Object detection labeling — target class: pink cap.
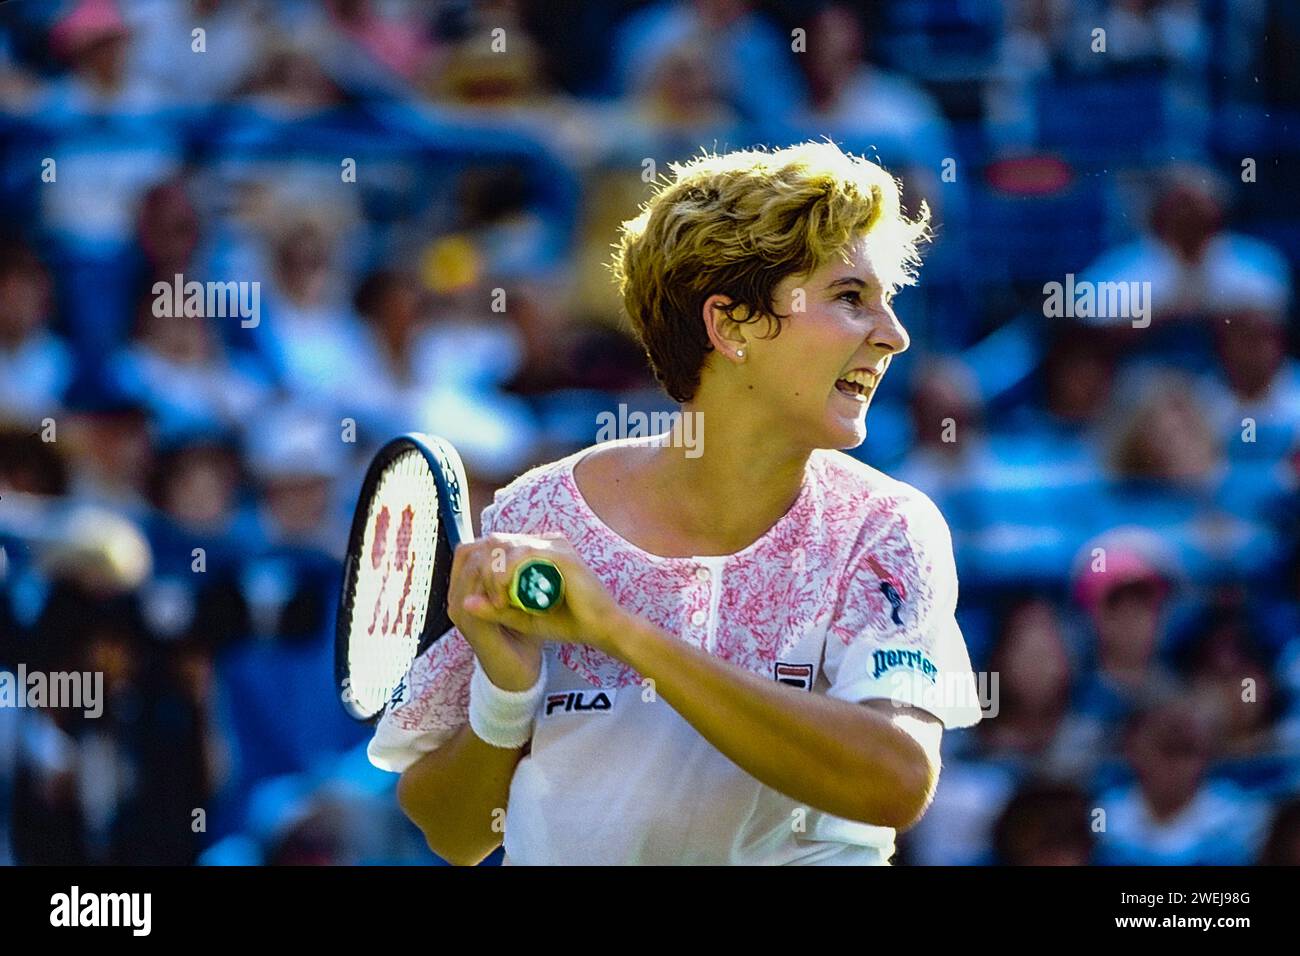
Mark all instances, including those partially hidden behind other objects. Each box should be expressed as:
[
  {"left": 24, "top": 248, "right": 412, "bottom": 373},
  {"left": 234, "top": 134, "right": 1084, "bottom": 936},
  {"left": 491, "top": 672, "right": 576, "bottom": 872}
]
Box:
[
  {"left": 1072, "top": 528, "right": 1176, "bottom": 612},
  {"left": 50, "top": 0, "right": 128, "bottom": 61}
]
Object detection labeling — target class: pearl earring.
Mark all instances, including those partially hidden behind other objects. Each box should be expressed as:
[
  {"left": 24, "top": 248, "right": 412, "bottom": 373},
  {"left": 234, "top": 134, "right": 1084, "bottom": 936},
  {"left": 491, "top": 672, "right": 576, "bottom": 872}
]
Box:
[{"left": 736, "top": 348, "right": 745, "bottom": 359}]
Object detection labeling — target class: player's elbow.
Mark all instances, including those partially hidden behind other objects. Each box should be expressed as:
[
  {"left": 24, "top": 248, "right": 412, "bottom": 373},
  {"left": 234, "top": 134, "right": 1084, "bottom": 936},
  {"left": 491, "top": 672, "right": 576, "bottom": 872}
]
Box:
[
  {"left": 884, "top": 746, "right": 940, "bottom": 832},
  {"left": 396, "top": 768, "right": 498, "bottom": 866},
  {"left": 416, "top": 830, "right": 488, "bottom": 867},
  {"left": 395, "top": 764, "right": 426, "bottom": 822},
  {"left": 396, "top": 769, "right": 454, "bottom": 857},
  {"left": 851, "top": 743, "right": 939, "bottom": 831},
  {"left": 429, "top": 842, "right": 490, "bottom": 867}
]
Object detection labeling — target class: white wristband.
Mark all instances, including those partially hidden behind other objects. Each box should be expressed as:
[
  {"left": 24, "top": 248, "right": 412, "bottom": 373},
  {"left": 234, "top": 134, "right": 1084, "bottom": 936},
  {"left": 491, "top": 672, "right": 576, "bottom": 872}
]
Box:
[{"left": 468, "top": 656, "right": 547, "bottom": 749}]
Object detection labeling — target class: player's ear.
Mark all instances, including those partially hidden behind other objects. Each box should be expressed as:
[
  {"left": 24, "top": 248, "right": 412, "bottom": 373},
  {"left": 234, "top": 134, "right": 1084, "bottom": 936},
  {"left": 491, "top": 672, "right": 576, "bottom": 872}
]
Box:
[{"left": 702, "top": 294, "right": 749, "bottom": 363}]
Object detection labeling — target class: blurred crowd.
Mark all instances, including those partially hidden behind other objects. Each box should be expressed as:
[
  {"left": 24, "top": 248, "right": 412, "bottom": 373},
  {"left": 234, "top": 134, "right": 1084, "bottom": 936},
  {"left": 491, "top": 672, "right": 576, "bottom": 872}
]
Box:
[{"left": 0, "top": 0, "right": 1297, "bottom": 865}]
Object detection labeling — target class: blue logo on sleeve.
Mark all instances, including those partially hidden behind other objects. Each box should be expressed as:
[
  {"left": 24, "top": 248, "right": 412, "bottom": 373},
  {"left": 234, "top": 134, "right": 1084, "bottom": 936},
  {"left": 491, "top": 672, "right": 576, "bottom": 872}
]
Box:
[
  {"left": 880, "top": 582, "right": 905, "bottom": 626},
  {"left": 871, "top": 648, "right": 938, "bottom": 684}
]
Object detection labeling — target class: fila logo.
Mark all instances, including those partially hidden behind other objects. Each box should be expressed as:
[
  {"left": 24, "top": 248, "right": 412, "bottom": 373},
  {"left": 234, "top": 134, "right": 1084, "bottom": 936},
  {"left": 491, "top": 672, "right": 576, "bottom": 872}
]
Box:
[
  {"left": 543, "top": 689, "right": 617, "bottom": 717},
  {"left": 774, "top": 662, "right": 814, "bottom": 691}
]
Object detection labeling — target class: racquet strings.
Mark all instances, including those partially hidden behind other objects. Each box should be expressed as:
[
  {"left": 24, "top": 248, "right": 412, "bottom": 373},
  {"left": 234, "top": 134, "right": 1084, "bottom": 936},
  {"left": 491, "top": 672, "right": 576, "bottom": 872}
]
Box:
[{"left": 345, "top": 448, "right": 443, "bottom": 719}]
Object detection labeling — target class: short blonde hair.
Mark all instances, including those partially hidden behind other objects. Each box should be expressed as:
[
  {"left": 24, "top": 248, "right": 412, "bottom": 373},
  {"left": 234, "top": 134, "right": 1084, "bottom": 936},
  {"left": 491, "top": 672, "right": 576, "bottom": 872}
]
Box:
[{"left": 609, "top": 140, "right": 930, "bottom": 402}]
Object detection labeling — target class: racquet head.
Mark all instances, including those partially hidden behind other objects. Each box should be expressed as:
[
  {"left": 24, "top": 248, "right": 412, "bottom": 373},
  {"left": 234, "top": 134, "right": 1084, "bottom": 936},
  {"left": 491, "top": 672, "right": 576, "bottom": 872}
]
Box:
[{"left": 335, "top": 433, "right": 471, "bottom": 722}]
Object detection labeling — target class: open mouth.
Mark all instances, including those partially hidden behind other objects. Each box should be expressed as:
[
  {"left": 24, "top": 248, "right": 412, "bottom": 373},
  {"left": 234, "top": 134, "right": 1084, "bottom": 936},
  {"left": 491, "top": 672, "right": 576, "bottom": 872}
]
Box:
[{"left": 834, "top": 369, "right": 876, "bottom": 399}]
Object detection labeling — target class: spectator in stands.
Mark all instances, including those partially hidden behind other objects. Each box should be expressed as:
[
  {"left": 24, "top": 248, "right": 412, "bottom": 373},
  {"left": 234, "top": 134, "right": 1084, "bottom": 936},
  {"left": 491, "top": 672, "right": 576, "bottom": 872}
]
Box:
[
  {"left": 797, "top": 4, "right": 952, "bottom": 213},
  {"left": 896, "top": 356, "right": 989, "bottom": 498},
  {"left": 146, "top": 430, "right": 248, "bottom": 571},
  {"left": 113, "top": 290, "right": 270, "bottom": 438},
  {"left": 210, "top": 408, "right": 368, "bottom": 814},
  {"left": 1072, "top": 529, "right": 1178, "bottom": 695},
  {"left": 1203, "top": 306, "right": 1300, "bottom": 466},
  {"left": 20, "top": 512, "right": 219, "bottom": 864},
  {"left": 639, "top": 38, "right": 739, "bottom": 134},
  {"left": 261, "top": 215, "right": 370, "bottom": 404},
  {"left": 901, "top": 595, "right": 1076, "bottom": 865},
  {"left": 1106, "top": 370, "right": 1219, "bottom": 485},
  {"left": 424, "top": 8, "right": 547, "bottom": 111},
  {"left": 0, "top": 427, "right": 69, "bottom": 500},
  {"left": 244, "top": 403, "right": 345, "bottom": 559},
  {"left": 1014, "top": 322, "right": 1117, "bottom": 461},
  {"left": 35, "top": 1, "right": 185, "bottom": 360},
  {"left": 369, "top": 254, "right": 540, "bottom": 479},
  {"left": 1083, "top": 0, "right": 1209, "bottom": 75},
  {"left": 233, "top": 34, "right": 343, "bottom": 116},
  {"left": 60, "top": 372, "right": 155, "bottom": 519},
  {"left": 980, "top": 597, "right": 1076, "bottom": 768},
  {"left": 261, "top": 784, "right": 427, "bottom": 866},
  {"left": 589, "top": 36, "right": 743, "bottom": 169},
  {"left": 1259, "top": 798, "right": 1300, "bottom": 865},
  {"left": 326, "top": 0, "right": 439, "bottom": 83},
  {"left": 609, "top": 0, "right": 805, "bottom": 124},
  {"left": 1094, "top": 693, "right": 1270, "bottom": 865},
  {"left": 1102, "top": 370, "right": 1283, "bottom": 578},
  {"left": 986, "top": 0, "right": 1070, "bottom": 145},
  {"left": 0, "top": 239, "right": 72, "bottom": 428},
  {"left": 136, "top": 429, "right": 256, "bottom": 653},
  {"left": 133, "top": 178, "right": 203, "bottom": 301},
  {"left": 992, "top": 779, "right": 1095, "bottom": 865},
  {"left": 42, "top": 0, "right": 156, "bottom": 113},
  {"left": 0, "top": 431, "right": 72, "bottom": 610},
  {"left": 348, "top": 264, "right": 538, "bottom": 469},
  {"left": 8, "top": 706, "right": 86, "bottom": 863},
  {"left": 418, "top": 11, "right": 597, "bottom": 164},
  {"left": 1269, "top": 541, "right": 1300, "bottom": 750},
  {"left": 348, "top": 267, "right": 431, "bottom": 434},
  {"left": 123, "top": 0, "right": 265, "bottom": 104},
  {"left": 86, "top": 630, "right": 222, "bottom": 864},
  {"left": 1174, "top": 606, "right": 1284, "bottom": 757},
  {"left": 1060, "top": 528, "right": 1182, "bottom": 764},
  {"left": 898, "top": 752, "right": 1018, "bottom": 866},
  {"left": 1080, "top": 166, "right": 1290, "bottom": 341},
  {"left": 12, "top": 517, "right": 146, "bottom": 863},
  {"left": 0, "top": 7, "right": 42, "bottom": 111}
]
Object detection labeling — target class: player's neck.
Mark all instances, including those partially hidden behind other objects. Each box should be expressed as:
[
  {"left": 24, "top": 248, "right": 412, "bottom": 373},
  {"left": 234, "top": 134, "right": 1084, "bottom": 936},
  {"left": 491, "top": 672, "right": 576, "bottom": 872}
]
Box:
[{"left": 646, "top": 406, "right": 810, "bottom": 549}]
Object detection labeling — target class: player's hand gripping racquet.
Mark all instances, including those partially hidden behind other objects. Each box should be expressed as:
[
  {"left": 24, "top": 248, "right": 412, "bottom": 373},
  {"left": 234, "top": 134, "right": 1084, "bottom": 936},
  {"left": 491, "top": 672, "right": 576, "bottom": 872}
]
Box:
[{"left": 334, "top": 433, "right": 564, "bottom": 722}]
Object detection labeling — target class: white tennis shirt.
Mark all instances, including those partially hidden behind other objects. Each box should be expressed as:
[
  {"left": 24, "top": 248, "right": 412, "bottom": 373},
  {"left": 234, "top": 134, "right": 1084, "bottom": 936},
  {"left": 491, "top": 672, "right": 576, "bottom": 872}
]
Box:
[{"left": 370, "top": 439, "right": 984, "bottom": 864}]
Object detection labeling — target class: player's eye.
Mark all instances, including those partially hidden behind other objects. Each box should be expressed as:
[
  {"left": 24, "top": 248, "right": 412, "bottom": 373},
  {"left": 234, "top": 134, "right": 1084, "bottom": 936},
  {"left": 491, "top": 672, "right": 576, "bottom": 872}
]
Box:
[{"left": 837, "top": 291, "right": 862, "bottom": 305}]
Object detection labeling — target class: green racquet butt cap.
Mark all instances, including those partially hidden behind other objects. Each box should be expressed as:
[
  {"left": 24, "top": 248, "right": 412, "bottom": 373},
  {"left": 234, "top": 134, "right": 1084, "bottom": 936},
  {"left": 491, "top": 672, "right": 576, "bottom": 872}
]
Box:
[{"left": 511, "top": 559, "right": 565, "bottom": 614}]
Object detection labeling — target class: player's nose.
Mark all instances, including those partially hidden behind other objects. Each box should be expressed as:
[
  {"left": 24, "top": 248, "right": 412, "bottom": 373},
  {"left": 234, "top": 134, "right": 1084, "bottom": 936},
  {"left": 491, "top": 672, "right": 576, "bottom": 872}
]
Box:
[{"left": 869, "top": 303, "right": 910, "bottom": 356}]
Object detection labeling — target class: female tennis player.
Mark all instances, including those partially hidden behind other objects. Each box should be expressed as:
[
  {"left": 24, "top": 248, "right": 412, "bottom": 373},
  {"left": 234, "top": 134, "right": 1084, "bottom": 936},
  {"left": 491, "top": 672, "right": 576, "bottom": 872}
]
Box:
[{"left": 370, "top": 140, "right": 984, "bottom": 865}]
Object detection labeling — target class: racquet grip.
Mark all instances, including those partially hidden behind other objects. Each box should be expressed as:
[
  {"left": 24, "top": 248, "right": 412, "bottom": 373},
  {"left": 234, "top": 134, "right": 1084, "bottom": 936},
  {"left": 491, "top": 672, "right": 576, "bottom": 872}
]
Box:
[{"left": 509, "top": 559, "right": 565, "bottom": 614}]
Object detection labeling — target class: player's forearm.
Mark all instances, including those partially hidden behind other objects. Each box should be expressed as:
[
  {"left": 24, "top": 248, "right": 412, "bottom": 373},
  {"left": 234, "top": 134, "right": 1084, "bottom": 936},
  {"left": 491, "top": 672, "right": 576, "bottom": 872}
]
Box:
[
  {"left": 396, "top": 723, "right": 523, "bottom": 865},
  {"left": 609, "top": 616, "right": 931, "bottom": 829}
]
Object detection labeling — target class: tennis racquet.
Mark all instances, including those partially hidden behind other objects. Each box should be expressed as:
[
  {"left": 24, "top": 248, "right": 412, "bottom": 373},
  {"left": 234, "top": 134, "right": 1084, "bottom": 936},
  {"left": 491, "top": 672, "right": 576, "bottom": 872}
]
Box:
[{"left": 334, "top": 433, "right": 565, "bottom": 722}]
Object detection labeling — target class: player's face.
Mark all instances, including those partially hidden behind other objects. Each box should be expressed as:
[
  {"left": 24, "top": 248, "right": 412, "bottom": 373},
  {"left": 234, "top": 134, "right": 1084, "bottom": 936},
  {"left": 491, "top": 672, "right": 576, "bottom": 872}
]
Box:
[{"left": 757, "top": 235, "right": 909, "bottom": 450}]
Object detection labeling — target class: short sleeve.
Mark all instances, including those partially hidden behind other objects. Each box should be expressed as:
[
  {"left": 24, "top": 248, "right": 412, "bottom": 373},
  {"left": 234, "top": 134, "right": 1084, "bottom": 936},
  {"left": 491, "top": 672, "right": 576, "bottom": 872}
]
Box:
[
  {"left": 822, "top": 492, "right": 983, "bottom": 729},
  {"left": 367, "top": 499, "right": 501, "bottom": 773}
]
